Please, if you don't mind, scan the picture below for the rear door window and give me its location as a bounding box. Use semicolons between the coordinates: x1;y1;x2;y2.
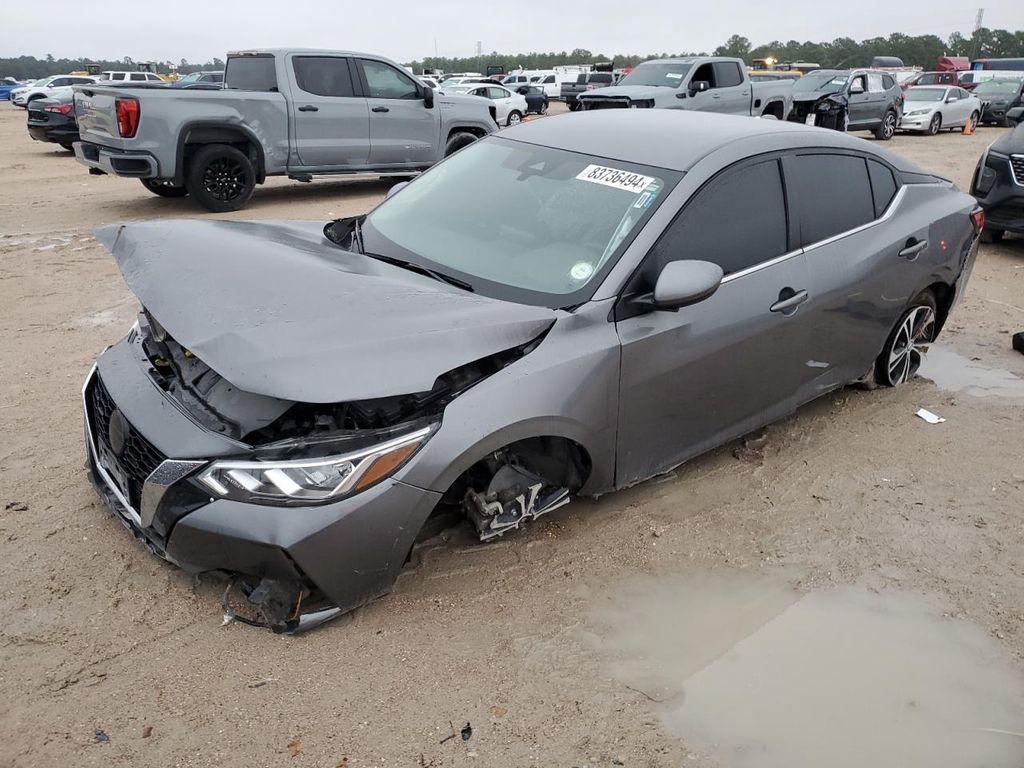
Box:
867;73;884;92
648;158;789;277
867;160;899;217
130;73;146;81
225;55;278;92
787;154;875;246
293;56;355;97
713;62;744;88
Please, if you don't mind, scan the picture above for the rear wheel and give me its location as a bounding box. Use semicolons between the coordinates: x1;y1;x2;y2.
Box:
506;110;523;127
141;178;188;197
184;144;255;212
444;131;477;157
874;110;897;140
59;142;75;152
969;110;980;129
927;113;942;135
875;291;937;387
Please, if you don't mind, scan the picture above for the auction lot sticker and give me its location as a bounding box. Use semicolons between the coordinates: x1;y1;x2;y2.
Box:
576;164;656;194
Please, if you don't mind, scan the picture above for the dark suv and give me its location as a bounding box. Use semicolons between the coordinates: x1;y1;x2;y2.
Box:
788;69;903;139
971;122;1024;242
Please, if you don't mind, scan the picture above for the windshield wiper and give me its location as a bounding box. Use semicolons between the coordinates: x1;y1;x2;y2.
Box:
365;252;475;292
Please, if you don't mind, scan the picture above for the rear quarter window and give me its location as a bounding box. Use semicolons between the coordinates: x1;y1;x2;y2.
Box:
788;154;875;245
225;55;278;92
867;160;899;217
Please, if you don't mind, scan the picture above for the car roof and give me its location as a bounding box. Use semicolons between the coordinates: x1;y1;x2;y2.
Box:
501;110;892;173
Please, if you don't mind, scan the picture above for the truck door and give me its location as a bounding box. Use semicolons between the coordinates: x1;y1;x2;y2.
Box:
356;59;438;167
712;61;751;114
288;55;370;168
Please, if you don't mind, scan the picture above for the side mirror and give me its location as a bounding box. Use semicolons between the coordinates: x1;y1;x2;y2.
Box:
386;181;409;199
422;86;434;108
651;260;724;311
688;80;711;96
1006;106;1024;126
946;95;958;103
849;81;865;94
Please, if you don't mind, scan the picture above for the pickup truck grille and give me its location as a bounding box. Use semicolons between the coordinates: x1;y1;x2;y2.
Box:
1011;155;1024;186
579;97;631;110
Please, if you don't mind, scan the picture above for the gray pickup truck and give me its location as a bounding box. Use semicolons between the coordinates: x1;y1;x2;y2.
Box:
578;57;792;119
73;49;497;211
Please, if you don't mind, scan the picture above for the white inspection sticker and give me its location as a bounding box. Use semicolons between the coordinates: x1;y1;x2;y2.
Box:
576;164;656;194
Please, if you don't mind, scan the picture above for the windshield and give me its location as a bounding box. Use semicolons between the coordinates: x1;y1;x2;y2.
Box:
361;137;677;307
906;87;947;102
617;61;693;88
974;80;1021;94
176;72;201;84
792;72;848;94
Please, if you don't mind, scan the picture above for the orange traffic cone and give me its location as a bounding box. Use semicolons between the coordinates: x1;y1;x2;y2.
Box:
963;117;973;135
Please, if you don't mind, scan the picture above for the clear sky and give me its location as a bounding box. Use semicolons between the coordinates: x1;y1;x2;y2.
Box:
3;0;1017;63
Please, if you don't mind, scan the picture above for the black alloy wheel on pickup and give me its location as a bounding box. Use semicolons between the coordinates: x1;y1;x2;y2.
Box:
185;144;256;212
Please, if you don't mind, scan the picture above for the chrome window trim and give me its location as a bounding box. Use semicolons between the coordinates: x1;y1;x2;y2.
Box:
722;184;913;283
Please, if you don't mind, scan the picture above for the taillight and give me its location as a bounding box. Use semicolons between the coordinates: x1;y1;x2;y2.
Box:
115;97;140;138
44;103;73;115
970;208;985;235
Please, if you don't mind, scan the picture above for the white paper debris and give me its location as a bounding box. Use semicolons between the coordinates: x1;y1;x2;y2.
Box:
915;408;945;424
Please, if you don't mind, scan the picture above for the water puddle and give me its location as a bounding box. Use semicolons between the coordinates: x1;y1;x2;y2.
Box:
591;571;1024;768
919;345;1024;399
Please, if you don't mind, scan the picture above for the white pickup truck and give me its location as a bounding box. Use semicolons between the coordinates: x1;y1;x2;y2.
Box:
578;57;793;120
72;49;497;211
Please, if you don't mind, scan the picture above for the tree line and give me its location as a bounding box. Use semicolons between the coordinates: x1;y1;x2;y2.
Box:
3;28;1023;81
0;55;224;81
410;29;1023;73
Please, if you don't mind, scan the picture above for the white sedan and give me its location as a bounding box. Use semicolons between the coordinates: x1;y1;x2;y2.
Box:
899;86;981;135
11;74;98;107
444;83;529;127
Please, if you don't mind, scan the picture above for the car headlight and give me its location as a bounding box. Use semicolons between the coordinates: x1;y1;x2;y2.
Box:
198;426;431;505
905;109;931;117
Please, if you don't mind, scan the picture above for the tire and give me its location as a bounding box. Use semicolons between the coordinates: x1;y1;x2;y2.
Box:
980;227;1005;244
444;131;477;157
541;100;549;115
969;111;980;129
184;144;255;212
568;101;580;112
874;291;937;387
59;143;75;152
926;113;942;135
506;110;523;127
141;178;188;197
874;110;897;140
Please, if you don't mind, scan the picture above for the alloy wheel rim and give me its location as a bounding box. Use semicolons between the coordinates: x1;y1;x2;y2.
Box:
884;113;895;137
887;305;935;384
202;157;247;202
509;113;521;125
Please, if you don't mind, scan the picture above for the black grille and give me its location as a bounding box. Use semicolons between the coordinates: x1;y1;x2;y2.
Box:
1011;155;1024;186
90;375;165;511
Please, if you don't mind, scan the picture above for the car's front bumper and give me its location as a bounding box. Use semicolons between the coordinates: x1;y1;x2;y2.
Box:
899;113;935;131
972;152;1024;234
74;141;159;177
82;337;442;631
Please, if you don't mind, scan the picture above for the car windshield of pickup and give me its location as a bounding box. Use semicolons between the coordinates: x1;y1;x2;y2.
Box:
792;71;849;94
617;61;694;88
224;55;278;91
359;137;678;308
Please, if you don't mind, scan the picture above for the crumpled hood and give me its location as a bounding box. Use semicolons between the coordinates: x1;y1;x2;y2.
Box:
579;85;668;101
792;90;845;104
96;219;556;403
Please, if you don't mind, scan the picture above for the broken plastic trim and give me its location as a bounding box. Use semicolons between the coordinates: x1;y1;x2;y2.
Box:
221;576;344;634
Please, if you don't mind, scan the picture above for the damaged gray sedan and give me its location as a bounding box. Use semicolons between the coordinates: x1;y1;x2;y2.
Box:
84;110;982;631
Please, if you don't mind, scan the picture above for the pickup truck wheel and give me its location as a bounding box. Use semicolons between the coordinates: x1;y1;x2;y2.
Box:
141;179;188;198
874;110;897;140
506;110;523;127
185;144;255;212
444;131;478;157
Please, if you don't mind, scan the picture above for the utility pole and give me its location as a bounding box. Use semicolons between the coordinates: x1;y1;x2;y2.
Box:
972;8;984;60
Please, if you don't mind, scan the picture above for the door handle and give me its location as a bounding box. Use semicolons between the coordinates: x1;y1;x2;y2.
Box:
372;106;390;113
898;239;928;260
770;289;809;314
297;105;318;112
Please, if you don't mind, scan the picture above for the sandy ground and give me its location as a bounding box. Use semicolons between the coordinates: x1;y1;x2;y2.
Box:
1;102;1023;768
